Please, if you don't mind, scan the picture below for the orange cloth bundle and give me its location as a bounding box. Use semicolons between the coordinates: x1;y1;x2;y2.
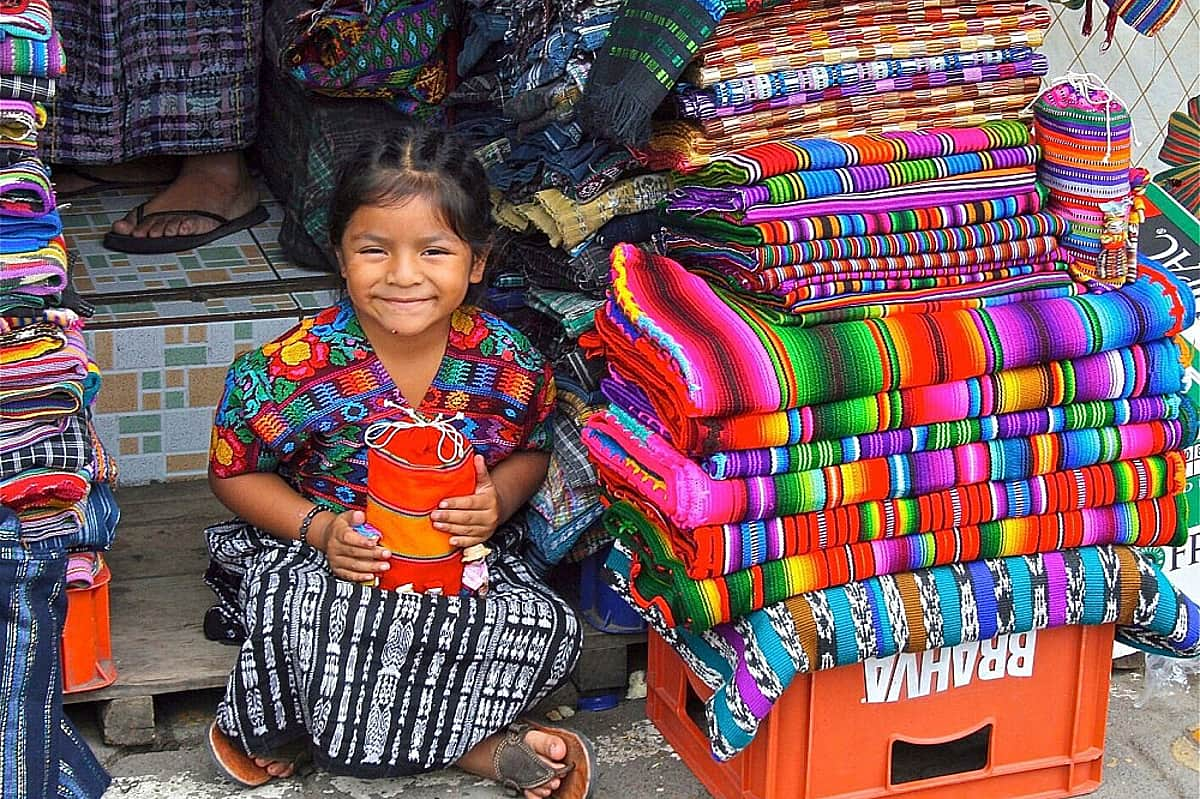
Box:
363;408;475;593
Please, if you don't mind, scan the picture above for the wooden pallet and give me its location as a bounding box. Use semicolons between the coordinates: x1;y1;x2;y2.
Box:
63;481;237;745
66;480;645;743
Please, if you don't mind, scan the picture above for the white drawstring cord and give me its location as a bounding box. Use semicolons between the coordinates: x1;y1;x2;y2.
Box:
365;401;469;465
1042;71;1141;162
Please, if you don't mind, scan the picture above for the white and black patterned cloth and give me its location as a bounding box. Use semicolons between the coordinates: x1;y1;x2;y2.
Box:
0;412;91;479
207;520;582;777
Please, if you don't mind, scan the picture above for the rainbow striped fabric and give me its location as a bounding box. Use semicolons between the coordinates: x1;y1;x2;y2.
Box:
611;453;1188;579
609;494;1188;630
585;405;1193;528
597;244;1194;422
603;335;1186;455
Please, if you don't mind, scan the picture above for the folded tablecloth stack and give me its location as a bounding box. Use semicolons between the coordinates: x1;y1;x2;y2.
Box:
642;0;1051;172
0;0;119;556
584;243;1200;759
663;120;1078;324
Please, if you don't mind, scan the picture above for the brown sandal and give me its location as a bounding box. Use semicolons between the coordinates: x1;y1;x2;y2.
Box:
207;721;309;787
493;720;596;798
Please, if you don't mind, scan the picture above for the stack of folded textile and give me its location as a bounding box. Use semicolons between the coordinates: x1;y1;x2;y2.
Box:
446;0;678;568
662;120;1079;323
0;0;119;569
643;0;1052;171
584;243;1200;759
452;0;670;299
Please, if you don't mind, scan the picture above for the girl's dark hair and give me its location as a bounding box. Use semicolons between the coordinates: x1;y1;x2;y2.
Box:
328;123;493;258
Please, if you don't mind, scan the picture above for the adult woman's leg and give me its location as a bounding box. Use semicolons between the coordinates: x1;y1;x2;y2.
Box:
108;151;260;241
47;0;262;247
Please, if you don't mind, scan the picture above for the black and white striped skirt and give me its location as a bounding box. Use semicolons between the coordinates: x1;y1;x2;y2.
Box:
205;520;582;778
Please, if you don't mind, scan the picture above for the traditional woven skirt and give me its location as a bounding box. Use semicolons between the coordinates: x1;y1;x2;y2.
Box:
206;520;582;778
44;0;261;163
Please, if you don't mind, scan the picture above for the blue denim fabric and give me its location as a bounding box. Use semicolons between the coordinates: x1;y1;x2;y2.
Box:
71;482;120;551
457;11;509;76
0;508;111;799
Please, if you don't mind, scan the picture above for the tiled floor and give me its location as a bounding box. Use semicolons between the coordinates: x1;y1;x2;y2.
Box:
61;183;339;328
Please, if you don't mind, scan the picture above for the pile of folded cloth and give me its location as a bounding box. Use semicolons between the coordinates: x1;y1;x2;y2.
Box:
584;242;1200;759
661;120;1079;325
446;0;680;568
640;0;1052;172
451;0;670;300
0;0;119;573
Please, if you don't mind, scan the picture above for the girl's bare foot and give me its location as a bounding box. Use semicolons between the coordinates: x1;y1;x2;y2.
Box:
457;727;570;799
251;755;297;779
109;151;259;240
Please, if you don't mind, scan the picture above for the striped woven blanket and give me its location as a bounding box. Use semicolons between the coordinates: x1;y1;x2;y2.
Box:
606;541;1200;759
718;270;1083;323
0;158;56;218
608;453;1187;578
645;105;1034;172
674;57;1049;122
690;77;1044;140
706;48;1039;109
680;120;1031;187
603;337;1185;454
691;7;1052;72
669;395;1185;477
598;245;1194;422
665;213;1065;265
685;22;1047;87
710;0;1032;41
583;408;1191;526
669;188;1046;244
669;147;1040;212
678;238;1063;282
608;494;1188;630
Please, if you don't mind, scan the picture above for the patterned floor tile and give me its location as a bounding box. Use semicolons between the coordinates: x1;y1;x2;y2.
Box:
87;292;302;327
61;188;277;296
253;200;334;279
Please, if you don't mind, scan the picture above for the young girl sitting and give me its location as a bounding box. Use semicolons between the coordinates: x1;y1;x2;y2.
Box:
203;124;592;799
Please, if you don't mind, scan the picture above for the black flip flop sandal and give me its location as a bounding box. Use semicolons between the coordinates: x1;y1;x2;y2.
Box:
102;203;270;254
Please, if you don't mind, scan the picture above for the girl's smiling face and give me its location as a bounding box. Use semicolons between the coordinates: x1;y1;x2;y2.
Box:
338;194;486;345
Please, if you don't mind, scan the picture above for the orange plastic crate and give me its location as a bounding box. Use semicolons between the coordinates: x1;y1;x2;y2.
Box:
647;622;1114;799
61;561;117;695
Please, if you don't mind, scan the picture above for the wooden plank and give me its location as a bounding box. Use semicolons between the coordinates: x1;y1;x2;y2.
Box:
65;481;235;704
104;481;229;579
63;572;236;704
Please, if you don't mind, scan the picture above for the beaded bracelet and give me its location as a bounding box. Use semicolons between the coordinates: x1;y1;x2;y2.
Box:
298;505;325;548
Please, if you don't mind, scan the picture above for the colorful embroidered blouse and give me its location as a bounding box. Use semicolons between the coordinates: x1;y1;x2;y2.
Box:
210;299;556;512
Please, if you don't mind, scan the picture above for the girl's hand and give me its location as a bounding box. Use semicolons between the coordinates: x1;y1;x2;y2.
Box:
315;509;391;583
431;455;502;548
